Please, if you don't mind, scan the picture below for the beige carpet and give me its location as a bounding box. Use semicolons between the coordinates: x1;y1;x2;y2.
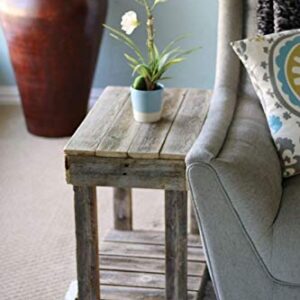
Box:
0;104;215;300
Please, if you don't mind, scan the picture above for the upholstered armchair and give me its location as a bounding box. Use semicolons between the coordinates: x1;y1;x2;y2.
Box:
186;0;300;299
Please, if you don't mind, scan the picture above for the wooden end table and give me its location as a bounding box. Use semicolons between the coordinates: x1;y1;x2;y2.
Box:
64;86;210;300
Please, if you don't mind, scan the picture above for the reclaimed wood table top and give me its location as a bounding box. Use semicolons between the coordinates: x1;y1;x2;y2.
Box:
64;86;210;160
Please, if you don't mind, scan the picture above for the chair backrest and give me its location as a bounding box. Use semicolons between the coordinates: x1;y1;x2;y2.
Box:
187;0;260;163
214;0;259;99
239;0;260;98
243;0;258;37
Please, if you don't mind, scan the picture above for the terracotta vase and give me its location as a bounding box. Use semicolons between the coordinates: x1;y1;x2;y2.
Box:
0;0;107;137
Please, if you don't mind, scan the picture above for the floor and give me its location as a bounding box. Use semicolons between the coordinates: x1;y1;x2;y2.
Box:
0;104;216;300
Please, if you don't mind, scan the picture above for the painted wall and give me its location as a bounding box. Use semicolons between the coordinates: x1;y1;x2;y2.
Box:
0;27;15;85
0;0;218;89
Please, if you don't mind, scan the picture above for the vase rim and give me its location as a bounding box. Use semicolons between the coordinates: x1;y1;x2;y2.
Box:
131;83;164;93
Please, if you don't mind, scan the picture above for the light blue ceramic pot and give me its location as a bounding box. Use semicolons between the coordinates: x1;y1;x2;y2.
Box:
130;84;164;123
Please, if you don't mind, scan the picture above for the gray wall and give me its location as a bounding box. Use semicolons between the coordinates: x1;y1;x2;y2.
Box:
0;0;218;89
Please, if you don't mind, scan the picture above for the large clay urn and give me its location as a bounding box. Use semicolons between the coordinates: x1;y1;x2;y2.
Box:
0;0;107;137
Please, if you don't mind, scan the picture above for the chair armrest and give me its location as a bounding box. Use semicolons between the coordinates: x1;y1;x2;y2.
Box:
186;86;237;164
187;95;283;268
186;0;243;164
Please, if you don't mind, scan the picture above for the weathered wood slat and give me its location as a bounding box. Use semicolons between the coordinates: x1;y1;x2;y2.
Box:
190;193;200;235
105;230;201;248
100;285;198;300
190;206;200;235
66;156;186;190
161;89;210;159
65;227;208;299
74;186;100;300
100;255;205;277
113;188;132;231
100;270;200;292
64;86;130;156
165;191;188;300
96;99;139;157
128;89;188;159
100;242;204;262
67;282;199;300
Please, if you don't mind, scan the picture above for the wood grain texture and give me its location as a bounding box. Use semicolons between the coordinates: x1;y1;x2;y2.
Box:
66;282;199;300
64;86;129;155
100;255;205;277
190;206;200;235
100;270;200;292
65;87;211;159
96;100;139;157
98;285;198;300
113;188;132;231
65;228;209;300
128;89;188;159
105;230;201;248
161;89;210;159
74;186;100;300
189;192;200;235
165;191;188;300
100;241;204;262
66;156;186;190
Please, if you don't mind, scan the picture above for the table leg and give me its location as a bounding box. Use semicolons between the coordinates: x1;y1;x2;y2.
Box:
165;190;188;300
74;186;100;300
113;188;132;230
190;197;200;235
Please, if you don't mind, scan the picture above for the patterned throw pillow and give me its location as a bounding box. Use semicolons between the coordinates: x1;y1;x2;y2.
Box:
231;29;300;177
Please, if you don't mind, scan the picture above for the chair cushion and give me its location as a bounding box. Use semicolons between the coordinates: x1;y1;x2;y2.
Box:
272;174;300;284
211;94;282;273
231;29;300;178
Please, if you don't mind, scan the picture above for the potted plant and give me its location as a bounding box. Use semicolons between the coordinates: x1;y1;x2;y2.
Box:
104;0;198;123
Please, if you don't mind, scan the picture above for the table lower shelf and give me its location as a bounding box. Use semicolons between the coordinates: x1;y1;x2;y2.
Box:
66;230;208;300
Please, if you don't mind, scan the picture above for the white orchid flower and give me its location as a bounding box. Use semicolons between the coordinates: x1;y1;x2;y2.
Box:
121;11;140;35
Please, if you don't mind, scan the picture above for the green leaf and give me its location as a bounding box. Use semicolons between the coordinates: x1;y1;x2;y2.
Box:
109;33;145;64
152;57;185;82
153;44;160;60
175;46;202;58
161;34;190;57
128;64;136;70
134;0;144;6
159;47;181;69
148;44;160;78
124;53;140;66
159;76;172;81
104;24;145;63
132;64;152;78
163;57;186;70
152;0;167;9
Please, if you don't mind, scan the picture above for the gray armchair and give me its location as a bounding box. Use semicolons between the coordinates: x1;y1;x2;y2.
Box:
186;0;300;299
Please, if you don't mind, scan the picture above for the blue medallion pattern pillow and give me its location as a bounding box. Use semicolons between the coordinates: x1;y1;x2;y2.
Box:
232;29;300;177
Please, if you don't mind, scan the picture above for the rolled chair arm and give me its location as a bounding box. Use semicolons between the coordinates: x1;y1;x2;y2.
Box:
186;86;237;164
187;0;243;165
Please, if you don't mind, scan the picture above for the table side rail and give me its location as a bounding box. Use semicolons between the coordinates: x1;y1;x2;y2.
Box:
65;156;187;191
